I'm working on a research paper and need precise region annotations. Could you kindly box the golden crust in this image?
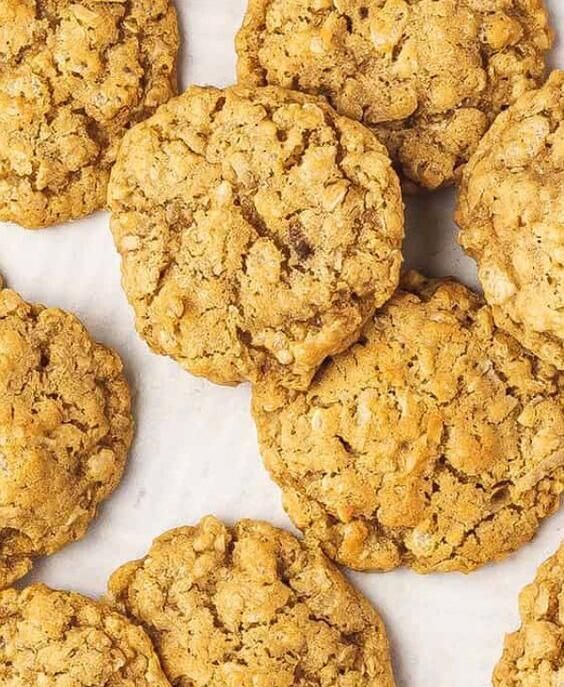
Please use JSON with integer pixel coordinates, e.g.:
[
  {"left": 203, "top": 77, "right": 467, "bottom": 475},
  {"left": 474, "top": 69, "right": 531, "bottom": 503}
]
[
  {"left": 252, "top": 272, "right": 564, "bottom": 573},
  {"left": 457, "top": 71, "right": 564, "bottom": 370},
  {"left": 0, "top": 288, "right": 133, "bottom": 588},
  {"left": 108, "top": 84, "right": 404, "bottom": 389},
  {"left": 236, "top": 0, "right": 552, "bottom": 190},
  {"left": 0, "top": 0, "right": 179, "bottom": 229},
  {"left": 0, "top": 585, "right": 171, "bottom": 686},
  {"left": 107, "top": 515, "right": 396, "bottom": 687},
  {"left": 493, "top": 543, "right": 564, "bottom": 687}
]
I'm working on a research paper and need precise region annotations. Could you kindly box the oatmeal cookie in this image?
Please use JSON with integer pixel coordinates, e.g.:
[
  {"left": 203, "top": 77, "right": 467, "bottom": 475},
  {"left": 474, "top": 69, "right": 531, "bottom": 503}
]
[
  {"left": 107, "top": 515, "right": 396, "bottom": 687},
  {"left": 0, "top": 584, "right": 171, "bottom": 686},
  {"left": 493, "top": 542, "right": 564, "bottom": 687},
  {"left": 0, "top": 287, "right": 133, "bottom": 588},
  {"left": 236, "top": 0, "right": 552, "bottom": 190},
  {"left": 108, "top": 85, "right": 403, "bottom": 389},
  {"left": 252, "top": 272, "right": 564, "bottom": 573},
  {"left": 457, "top": 71, "right": 564, "bottom": 370},
  {"left": 0, "top": 0, "right": 179, "bottom": 229}
]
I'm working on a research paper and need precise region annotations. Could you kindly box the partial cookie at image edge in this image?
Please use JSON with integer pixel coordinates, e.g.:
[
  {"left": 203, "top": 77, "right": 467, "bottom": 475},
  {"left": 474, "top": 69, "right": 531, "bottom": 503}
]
[
  {"left": 457, "top": 70, "right": 564, "bottom": 370},
  {"left": 107, "top": 515, "right": 397, "bottom": 687},
  {"left": 0, "top": 286, "right": 134, "bottom": 588},
  {"left": 0, "top": 584, "right": 171, "bottom": 686},
  {"left": 493, "top": 542, "right": 564, "bottom": 686}
]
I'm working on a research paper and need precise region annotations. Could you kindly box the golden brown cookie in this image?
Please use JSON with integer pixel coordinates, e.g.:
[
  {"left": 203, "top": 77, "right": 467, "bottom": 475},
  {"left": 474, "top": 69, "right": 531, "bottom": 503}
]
[
  {"left": 107, "top": 515, "right": 397, "bottom": 687},
  {"left": 236, "top": 0, "right": 552, "bottom": 190},
  {"left": 108, "top": 84, "right": 404, "bottom": 389},
  {"left": 0, "top": 584, "right": 171, "bottom": 686},
  {"left": 493, "top": 542, "right": 564, "bottom": 686},
  {"left": 0, "top": 0, "right": 179, "bottom": 229},
  {"left": 0, "top": 287, "right": 133, "bottom": 588},
  {"left": 252, "top": 272, "right": 564, "bottom": 573},
  {"left": 457, "top": 71, "right": 563, "bottom": 370}
]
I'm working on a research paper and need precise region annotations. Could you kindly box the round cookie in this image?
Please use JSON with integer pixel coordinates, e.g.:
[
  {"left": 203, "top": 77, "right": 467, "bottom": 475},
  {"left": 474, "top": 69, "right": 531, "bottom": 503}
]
[
  {"left": 107, "top": 515, "right": 397, "bottom": 687},
  {"left": 236, "top": 0, "right": 553, "bottom": 190},
  {"left": 457, "top": 71, "right": 564, "bottom": 370},
  {"left": 108, "top": 84, "right": 404, "bottom": 389},
  {"left": 0, "top": 0, "right": 179, "bottom": 229},
  {"left": 493, "top": 543, "right": 564, "bottom": 686},
  {"left": 0, "top": 287, "right": 133, "bottom": 588},
  {"left": 0, "top": 584, "right": 171, "bottom": 686},
  {"left": 252, "top": 272, "right": 564, "bottom": 573}
]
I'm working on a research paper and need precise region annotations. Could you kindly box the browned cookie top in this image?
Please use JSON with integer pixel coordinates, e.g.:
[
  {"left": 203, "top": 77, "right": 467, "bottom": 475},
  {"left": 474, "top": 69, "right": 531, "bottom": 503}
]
[
  {"left": 253, "top": 273, "right": 564, "bottom": 573},
  {"left": 109, "top": 85, "right": 403, "bottom": 389}
]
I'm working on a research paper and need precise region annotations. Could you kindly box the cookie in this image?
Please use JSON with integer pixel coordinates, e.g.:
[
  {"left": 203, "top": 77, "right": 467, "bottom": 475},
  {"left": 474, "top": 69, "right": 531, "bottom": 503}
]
[
  {"left": 0, "top": 584, "right": 171, "bottom": 686},
  {"left": 0, "top": 287, "right": 133, "bottom": 588},
  {"left": 236, "top": 0, "right": 553, "bottom": 190},
  {"left": 107, "top": 515, "right": 396, "bottom": 687},
  {"left": 108, "top": 85, "right": 403, "bottom": 389},
  {"left": 0, "top": 0, "right": 179, "bottom": 229},
  {"left": 252, "top": 272, "right": 564, "bottom": 573},
  {"left": 493, "top": 543, "right": 564, "bottom": 686},
  {"left": 457, "top": 71, "right": 564, "bottom": 370}
]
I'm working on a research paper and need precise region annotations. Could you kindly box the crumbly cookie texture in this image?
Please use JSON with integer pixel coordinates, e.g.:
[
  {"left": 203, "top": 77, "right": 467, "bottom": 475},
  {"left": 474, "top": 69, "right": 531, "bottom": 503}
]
[
  {"left": 252, "top": 272, "right": 564, "bottom": 573},
  {"left": 109, "top": 84, "right": 403, "bottom": 389},
  {"left": 107, "top": 515, "right": 397, "bottom": 687},
  {"left": 0, "top": 585, "right": 171, "bottom": 686},
  {"left": 493, "top": 543, "right": 564, "bottom": 687},
  {"left": 457, "top": 71, "right": 564, "bottom": 370},
  {"left": 0, "top": 287, "right": 133, "bottom": 588},
  {"left": 0, "top": 0, "right": 179, "bottom": 229},
  {"left": 236, "top": 0, "right": 552, "bottom": 190}
]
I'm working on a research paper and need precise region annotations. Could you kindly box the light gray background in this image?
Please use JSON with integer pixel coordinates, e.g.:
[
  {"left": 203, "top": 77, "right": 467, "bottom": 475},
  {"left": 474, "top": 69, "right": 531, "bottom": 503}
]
[{"left": 0, "top": 2, "right": 562, "bottom": 685}]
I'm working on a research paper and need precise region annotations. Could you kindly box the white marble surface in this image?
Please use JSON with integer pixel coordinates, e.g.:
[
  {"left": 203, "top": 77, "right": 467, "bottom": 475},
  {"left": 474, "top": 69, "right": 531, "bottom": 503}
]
[{"left": 0, "top": 3, "right": 562, "bottom": 686}]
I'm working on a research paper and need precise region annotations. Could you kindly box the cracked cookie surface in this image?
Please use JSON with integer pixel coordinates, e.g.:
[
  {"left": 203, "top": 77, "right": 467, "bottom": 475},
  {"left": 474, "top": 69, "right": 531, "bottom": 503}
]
[
  {"left": 107, "top": 515, "right": 396, "bottom": 687},
  {"left": 252, "top": 272, "right": 564, "bottom": 573},
  {"left": 108, "top": 85, "right": 403, "bottom": 389},
  {"left": 0, "top": 584, "right": 171, "bottom": 686},
  {"left": 236, "top": 0, "right": 552, "bottom": 190},
  {"left": 457, "top": 70, "right": 564, "bottom": 370},
  {"left": 493, "top": 542, "right": 564, "bottom": 687},
  {"left": 0, "top": 287, "right": 133, "bottom": 588},
  {"left": 0, "top": 0, "right": 179, "bottom": 229}
]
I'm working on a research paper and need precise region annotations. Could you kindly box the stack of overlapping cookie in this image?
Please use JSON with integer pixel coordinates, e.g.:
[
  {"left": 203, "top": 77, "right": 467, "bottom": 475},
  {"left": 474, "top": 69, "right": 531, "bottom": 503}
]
[{"left": 0, "top": 1, "right": 562, "bottom": 685}]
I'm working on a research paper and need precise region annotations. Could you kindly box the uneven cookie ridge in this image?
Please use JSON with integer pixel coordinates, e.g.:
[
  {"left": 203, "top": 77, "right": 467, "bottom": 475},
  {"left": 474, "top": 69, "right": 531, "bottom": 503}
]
[
  {"left": 236, "top": 0, "right": 552, "bottom": 190},
  {"left": 457, "top": 70, "right": 564, "bottom": 370},
  {"left": 0, "top": 0, "right": 179, "bottom": 228},
  {"left": 0, "top": 287, "right": 133, "bottom": 588},
  {"left": 109, "top": 84, "right": 403, "bottom": 389},
  {"left": 252, "top": 272, "right": 564, "bottom": 573},
  {"left": 107, "top": 515, "right": 397, "bottom": 687},
  {"left": 493, "top": 542, "right": 564, "bottom": 686},
  {"left": 0, "top": 585, "right": 171, "bottom": 686}
]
